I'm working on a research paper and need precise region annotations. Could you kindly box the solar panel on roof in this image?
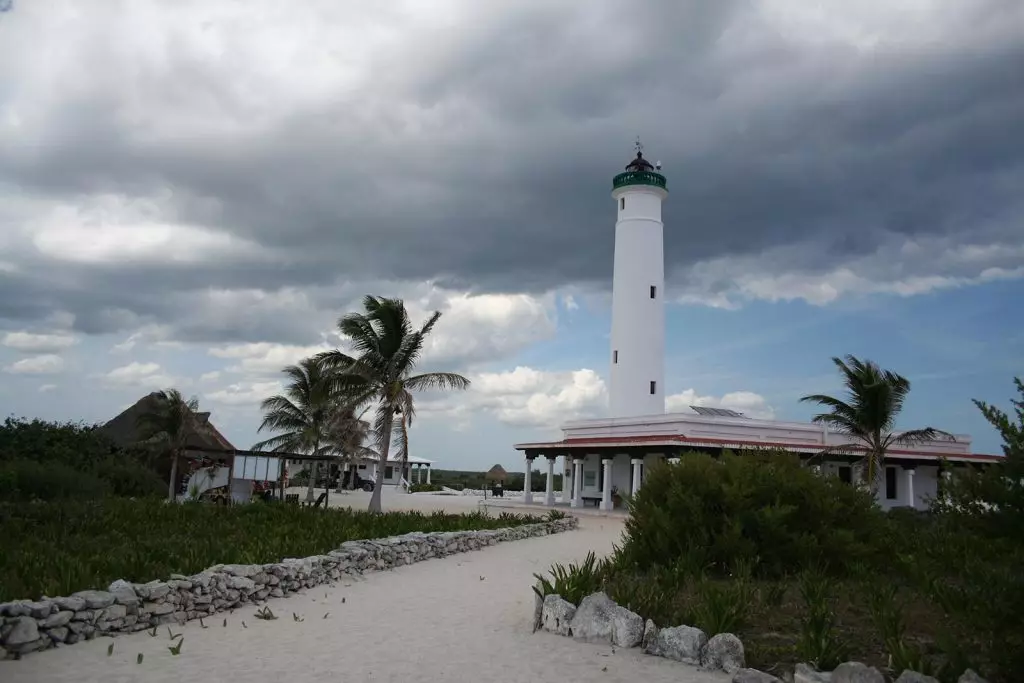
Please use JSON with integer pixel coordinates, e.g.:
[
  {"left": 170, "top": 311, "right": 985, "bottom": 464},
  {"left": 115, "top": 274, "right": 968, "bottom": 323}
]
[{"left": 690, "top": 405, "right": 746, "bottom": 418}]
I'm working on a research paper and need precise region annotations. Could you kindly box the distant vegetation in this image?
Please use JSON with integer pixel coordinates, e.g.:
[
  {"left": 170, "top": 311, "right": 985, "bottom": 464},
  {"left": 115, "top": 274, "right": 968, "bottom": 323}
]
[{"left": 0, "top": 417, "right": 166, "bottom": 502}]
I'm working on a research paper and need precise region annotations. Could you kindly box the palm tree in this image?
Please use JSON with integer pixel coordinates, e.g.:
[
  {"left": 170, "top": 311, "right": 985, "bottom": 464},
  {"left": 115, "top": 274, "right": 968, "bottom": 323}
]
[
  {"left": 252, "top": 357, "right": 341, "bottom": 503},
  {"left": 321, "top": 403, "right": 375, "bottom": 491},
  {"left": 135, "top": 389, "right": 203, "bottom": 501},
  {"left": 800, "top": 355, "right": 953, "bottom": 493},
  {"left": 317, "top": 295, "right": 470, "bottom": 513},
  {"left": 393, "top": 408, "right": 410, "bottom": 491}
]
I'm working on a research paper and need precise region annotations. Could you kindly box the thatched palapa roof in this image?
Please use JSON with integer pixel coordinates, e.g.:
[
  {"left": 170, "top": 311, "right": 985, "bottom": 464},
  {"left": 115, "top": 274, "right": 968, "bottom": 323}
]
[
  {"left": 99, "top": 392, "right": 236, "bottom": 457},
  {"left": 484, "top": 464, "right": 507, "bottom": 482}
]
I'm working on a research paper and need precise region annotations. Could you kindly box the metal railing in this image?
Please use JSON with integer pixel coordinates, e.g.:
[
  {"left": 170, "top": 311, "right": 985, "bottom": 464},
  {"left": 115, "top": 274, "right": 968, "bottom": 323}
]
[{"left": 612, "top": 170, "right": 667, "bottom": 190}]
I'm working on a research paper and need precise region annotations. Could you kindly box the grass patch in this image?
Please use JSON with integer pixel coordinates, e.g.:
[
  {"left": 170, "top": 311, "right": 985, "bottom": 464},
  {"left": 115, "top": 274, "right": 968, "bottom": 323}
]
[{"left": 0, "top": 498, "right": 552, "bottom": 601}]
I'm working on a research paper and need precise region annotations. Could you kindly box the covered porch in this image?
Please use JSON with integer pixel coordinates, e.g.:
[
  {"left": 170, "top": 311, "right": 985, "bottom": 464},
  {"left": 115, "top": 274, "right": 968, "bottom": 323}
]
[{"left": 518, "top": 449, "right": 679, "bottom": 511}]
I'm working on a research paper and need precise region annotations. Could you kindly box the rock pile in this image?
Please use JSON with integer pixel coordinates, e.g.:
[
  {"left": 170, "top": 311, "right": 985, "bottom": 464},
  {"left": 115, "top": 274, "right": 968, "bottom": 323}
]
[
  {"left": 537, "top": 590, "right": 990, "bottom": 683},
  {"left": 0, "top": 516, "right": 578, "bottom": 659},
  {"left": 539, "top": 591, "right": 744, "bottom": 674}
]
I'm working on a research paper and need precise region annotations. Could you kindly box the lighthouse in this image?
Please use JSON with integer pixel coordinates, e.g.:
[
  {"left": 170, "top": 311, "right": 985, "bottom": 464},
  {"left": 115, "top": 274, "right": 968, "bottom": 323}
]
[{"left": 609, "top": 141, "right": 668, "bottom": 418}]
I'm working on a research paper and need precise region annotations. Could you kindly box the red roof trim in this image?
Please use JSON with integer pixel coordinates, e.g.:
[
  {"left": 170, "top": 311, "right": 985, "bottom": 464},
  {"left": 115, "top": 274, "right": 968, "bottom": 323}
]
[{"left": 515, "top": 434, "right": 1003, "bottom": 462}]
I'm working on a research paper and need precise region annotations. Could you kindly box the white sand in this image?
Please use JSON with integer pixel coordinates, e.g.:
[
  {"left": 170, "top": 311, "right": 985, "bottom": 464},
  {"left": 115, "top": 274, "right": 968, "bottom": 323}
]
[{"left": 3, "top": 503, "right": 727, "bottom": 683}]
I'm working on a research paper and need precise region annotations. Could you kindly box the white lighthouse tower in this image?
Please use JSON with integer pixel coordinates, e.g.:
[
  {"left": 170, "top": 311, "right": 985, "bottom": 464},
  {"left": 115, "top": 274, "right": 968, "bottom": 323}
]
[{"left": 609, "top": 140, "right": 667, "bottom": 418}]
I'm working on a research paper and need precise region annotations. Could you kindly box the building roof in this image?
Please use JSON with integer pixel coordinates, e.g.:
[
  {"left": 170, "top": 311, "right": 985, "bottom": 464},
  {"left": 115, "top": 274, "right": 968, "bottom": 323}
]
[
  {"left": 100, "top": 393, "right": 235, "bottom": 455},
  {"left": 514, "top": 433, "right": 1004, "bottom": 464},
  {"left": 485, "top": 464, "right": 508, "bottom": 481}
]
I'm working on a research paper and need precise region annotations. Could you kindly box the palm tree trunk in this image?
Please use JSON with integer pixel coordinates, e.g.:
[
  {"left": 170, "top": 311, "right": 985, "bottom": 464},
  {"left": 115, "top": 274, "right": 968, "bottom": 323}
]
[
  {"left": 369, "top": 412, "right": 393, "bottom": 513},
  {"left": 306, "top": 461, "right": 318, "bottom": 503},
  {"left": 167, "top": 452, "right": 179, "bottom": 502}
]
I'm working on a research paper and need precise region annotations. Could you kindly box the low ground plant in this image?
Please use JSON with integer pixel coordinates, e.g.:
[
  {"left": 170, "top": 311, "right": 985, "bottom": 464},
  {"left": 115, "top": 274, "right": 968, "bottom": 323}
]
[{"left": 0, "top": 498, "right": 549, "bottom": 601}]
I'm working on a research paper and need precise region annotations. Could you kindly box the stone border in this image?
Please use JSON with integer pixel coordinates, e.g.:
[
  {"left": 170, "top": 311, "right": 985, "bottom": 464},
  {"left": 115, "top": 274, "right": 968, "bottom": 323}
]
[
  {"left": 534, "top": 591, "right": 990, "bottom": 683},
  {"left": 0, "top": 516, "right": 578, "bottom": 659}
]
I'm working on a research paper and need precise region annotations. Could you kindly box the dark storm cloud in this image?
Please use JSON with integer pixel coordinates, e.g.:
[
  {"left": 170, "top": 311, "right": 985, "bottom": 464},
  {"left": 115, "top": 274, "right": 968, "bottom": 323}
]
[{"left": 1, "top": 0, "right": 1022, "bottom": 342}]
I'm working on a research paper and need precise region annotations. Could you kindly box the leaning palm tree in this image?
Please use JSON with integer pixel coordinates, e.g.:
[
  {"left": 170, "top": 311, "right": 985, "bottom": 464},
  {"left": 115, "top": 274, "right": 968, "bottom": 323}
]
[
  {"left": 800, "top": 355, "right": 953, "bottom": 493},
  {"left": 135, "top": 388, "right": 203, "bottom": 502},
  {"left": 317, "top": 295, "right": 470, "bottom": 513},
  {"left": 252, "top": 357, "right": 341, "bottom": 503}
]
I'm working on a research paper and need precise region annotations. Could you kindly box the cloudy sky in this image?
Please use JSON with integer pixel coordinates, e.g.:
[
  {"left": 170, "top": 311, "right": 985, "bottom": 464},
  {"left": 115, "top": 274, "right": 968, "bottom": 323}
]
[{"left": 1, "top": 0, "right": 1021, "bottom": 468}]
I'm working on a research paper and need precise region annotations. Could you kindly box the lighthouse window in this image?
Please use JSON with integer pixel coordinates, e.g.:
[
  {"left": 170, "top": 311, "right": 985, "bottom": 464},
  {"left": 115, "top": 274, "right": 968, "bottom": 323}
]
[
  {"left": 613, "top": 350, "right": 618, "bottom": 364},
  {"left": 620, "top": 198, "right": 625, "bottom": 210},
  {"left": 650, "top": 381, "right": 657, "bottom": 395},
  {"left": 650, "top": 285, "right": 657, "bottom": 299}
]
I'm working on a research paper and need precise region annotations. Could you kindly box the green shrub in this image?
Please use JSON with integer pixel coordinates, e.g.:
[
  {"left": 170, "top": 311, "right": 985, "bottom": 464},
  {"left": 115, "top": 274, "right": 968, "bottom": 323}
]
[
  {"left": 689, "top": 578, "right": 752, "bottom": 635},
  {"left": 533, "top": 551, "right": 609, "bottom": 605},
  {"left": 796, "top": 571, "right": 849, "bottom": 670},
  {"left": 409, "top": 482, "right": 442, "bottom": 493},
  {"left": 0, "top": 459, "right": 109, "bottom": 501},
  {"left": 619, "top": 451, "right": 886, "bottom": 578},
  {"left": 0, "top": 499, "right": 549, "bottom": 601}
]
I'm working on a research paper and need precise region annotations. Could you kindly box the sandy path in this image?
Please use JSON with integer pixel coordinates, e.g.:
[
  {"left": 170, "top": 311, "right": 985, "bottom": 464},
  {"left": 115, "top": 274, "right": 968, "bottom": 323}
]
[{"left": 2, "top": 509, "right": 726, "bottom": 683}]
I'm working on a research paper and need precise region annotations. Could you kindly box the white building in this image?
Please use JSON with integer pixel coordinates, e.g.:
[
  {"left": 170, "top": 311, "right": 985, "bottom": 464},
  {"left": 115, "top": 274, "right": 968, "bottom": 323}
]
[
  {"left": 287, "top": 455, "right": 435, "bottom": 489},
  {"left": 514, "top": 144, "right": 1000, "bottom": 511}
]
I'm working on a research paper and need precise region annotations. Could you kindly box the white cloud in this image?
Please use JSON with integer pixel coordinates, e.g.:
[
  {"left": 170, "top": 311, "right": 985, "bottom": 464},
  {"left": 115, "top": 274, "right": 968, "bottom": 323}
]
[
  {"left": 1, "top": 331, "right": 77, "bottom": 353},
  {"left": 38, "top": 384, "right": 57, "bottom": 392},
  {"left": 404, "top": 291, "right": 557, "bottom": 367},
  {"left": 102, "top": 361, "right": 176, "bottom": 388},
  {"left": 200, "top": 371, "right": 221, "bottom": 382},
  {"left": 456, "top": 366, "right": 608, "bottom": 428},
  {"left": 678, "top": 239, "right": 1024, "bottom": 308},
  {"left": 4, "top": 354, "right": 65, "bottom": 374},
  {"left": 667, "top": 389, "right": 776, "bottom": 420},
  {"left": 206, "top": 381, "right": 283, "bottom": 407},
  {"left": 208, "top": 342, "right": 331, "bottom": 376},
  {"left": 28, "top": 194, "right": 271, "bottom": 267}
]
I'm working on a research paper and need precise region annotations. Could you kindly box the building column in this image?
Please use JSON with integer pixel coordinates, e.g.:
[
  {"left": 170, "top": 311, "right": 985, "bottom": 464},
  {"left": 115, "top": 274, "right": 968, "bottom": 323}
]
[
  {"left": 571, "top": 458, "right": 584, "bottom": 508},
  {"left": 600, "top": 457, "right": 614, "bottom": 511},
  {"left": 524, "top": 455, "right": 535, "bottom": 504},
  {"left": 416, "top": 465, "right": 422, "bottom": 484},
  {"left": 904, "top": 467, "right": 915, "bottom": 507},
  {"left": 544, "top": 455, "right": 556, "bottom": 506},
  {"left": 426, "top": 466, "right": 431, "bottom": 484},
  {"left": 561, "top": 455, "right": 572, "bottom": 504},
  {"left": 630, "top": 458, "right": 643, "bottom": 496}
]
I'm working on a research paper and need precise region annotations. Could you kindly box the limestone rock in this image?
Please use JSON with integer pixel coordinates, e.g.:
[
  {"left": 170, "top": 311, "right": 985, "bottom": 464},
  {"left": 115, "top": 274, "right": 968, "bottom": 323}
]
[
  {"left": 46, "top": 627, "right": 69, "bottom": 643},
  {"left": 832, "top": 662, "right": 884, "bottom": 683},
  {"left": 103, "top": 604, "right": 127, "bottom": 621},
  {"left": 108, "top": 579, "right": 139, "bottom": 607},
  {"left": 6, "top": 616, "right": 40, "bottom": 650},
  {"left": 28, "top": 601, "right": 54, "bottom": 618},
  {"left": 137, "top": 581, "right": 169, "bottom": 601},
  {"left": 733, "top": 669, "right": 783, "bottom": 683},
  {"left": 648, "top": 624, "right": 707, "bottom": 665},
  {"left": 53, "top": 596, "right": 86, "bottom": 612},
  {"left": 39, "top": 610, "right": 74, "bottom": 628},
  {"left": 703, "top": 632, "right": 746, "bottom": 673},
  {"left": 642, "top": 619, "right": 659, "bottom": 652},
  {"left": 70, "top": 590, "right": 115, "bottom": 610},
  {"left": 794, "top": 663, "right": 833, "bottom": 683},
  {"left": 3, "top": 601, "right": 32, "bottom": 617},
  {"left": 958, "top": 672, "right": 989, "bottom": 683},
  {"left": 568, "top": 592, "right": 644, "bottom": 648},
  {"left": 894, "top": 672, "right": 940, "bottom": 683},
  {"left": 541, "top": 594, "right": 576, "bottom": 636}
]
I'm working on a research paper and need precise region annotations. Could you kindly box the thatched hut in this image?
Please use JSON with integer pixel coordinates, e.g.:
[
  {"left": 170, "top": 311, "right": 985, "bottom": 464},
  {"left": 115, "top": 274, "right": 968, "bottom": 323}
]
[{"left": 484, "top": 464, "right": 507, "bottom": 482}]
